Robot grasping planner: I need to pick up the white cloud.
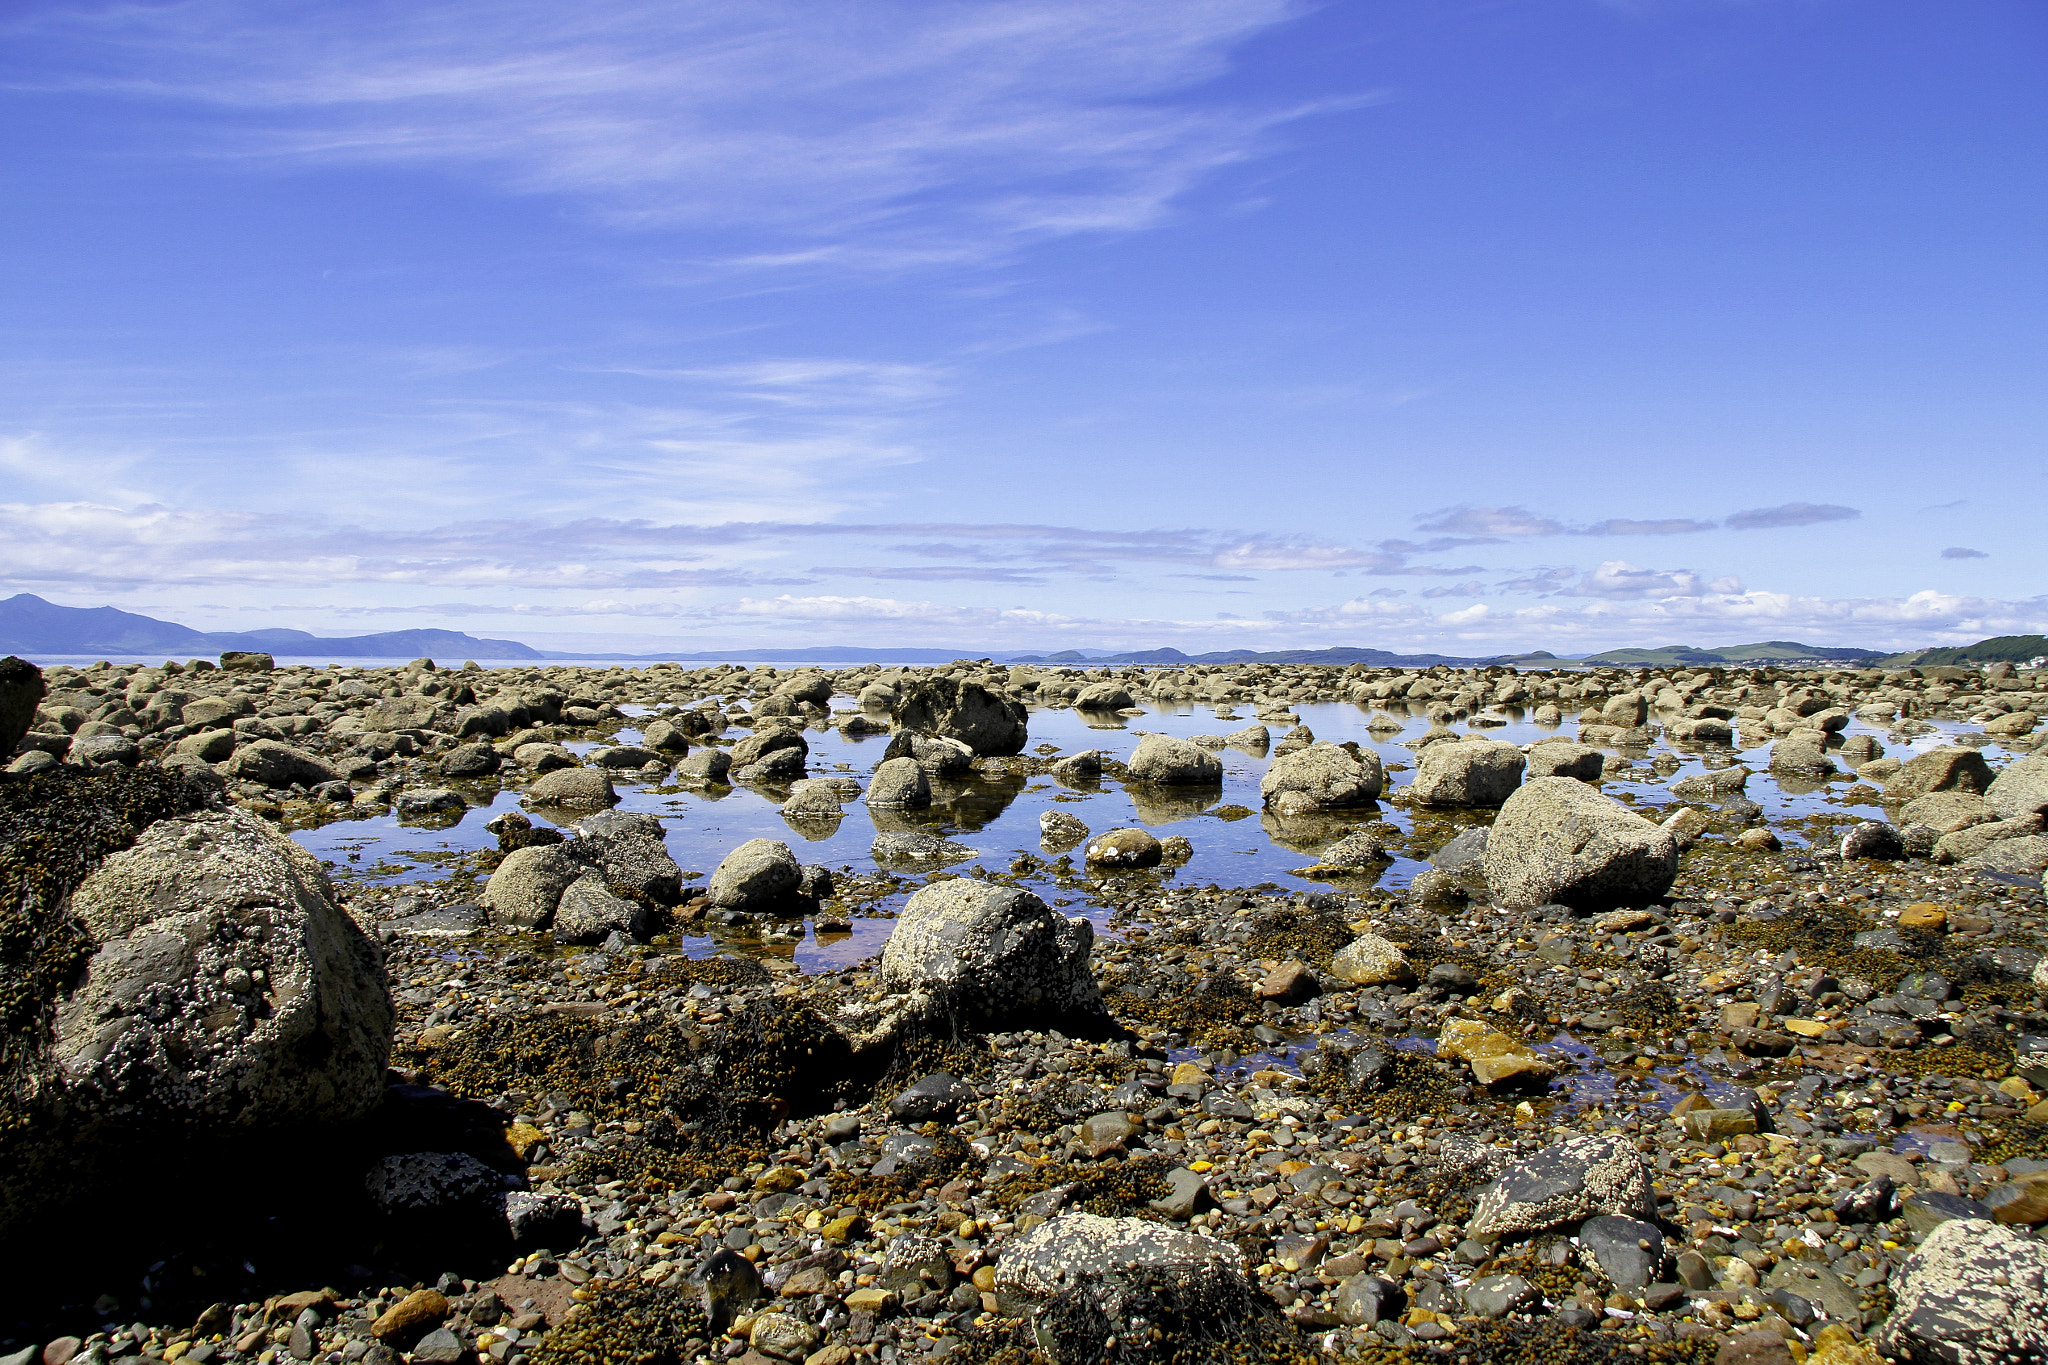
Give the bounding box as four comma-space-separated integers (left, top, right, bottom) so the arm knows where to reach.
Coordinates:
12, 0, 1321, 272
1573, 560, 1743, 598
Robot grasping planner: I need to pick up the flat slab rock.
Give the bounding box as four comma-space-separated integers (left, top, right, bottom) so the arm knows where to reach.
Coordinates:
994, 1212, 1243, 1298
1468, 1134, 1657, 1239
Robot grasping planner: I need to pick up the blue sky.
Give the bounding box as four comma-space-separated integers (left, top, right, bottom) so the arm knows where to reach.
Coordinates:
2, 0, 2043, 653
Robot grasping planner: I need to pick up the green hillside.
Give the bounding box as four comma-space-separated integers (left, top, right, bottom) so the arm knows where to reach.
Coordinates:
1908, 635, 2048, 665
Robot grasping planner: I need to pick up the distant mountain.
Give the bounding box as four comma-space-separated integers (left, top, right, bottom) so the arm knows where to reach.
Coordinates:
0, 594, 545, 659
1579, 640, 1885, 667
1897, 635, 2048, 666
1007, 646, 1541, 668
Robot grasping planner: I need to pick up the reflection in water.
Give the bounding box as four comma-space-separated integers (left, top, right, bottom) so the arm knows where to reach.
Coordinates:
292, 691, 1982, 974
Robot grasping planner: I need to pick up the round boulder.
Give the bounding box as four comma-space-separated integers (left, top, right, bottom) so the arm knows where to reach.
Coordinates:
707, 838, 803, 911
1127, 734, 1222, 785
1084, 827, 1162, 867
1482, 776, 1678, 911
866, 756, 931, 808
880, 880, 1101, 1027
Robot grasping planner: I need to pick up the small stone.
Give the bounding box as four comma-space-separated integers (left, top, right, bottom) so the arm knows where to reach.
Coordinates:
408, 1328, 467, 1365
1898, 903, 1947, 930
1462, 1273, 1535, 1318
1255, 960, 1320, 1004
372, 1289, 450, 1341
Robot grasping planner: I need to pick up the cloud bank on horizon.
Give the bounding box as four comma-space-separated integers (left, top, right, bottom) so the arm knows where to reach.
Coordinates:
1, 0, 2041, 653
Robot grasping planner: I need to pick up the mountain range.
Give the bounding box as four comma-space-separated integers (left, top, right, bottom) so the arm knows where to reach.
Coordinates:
0, 592, 2003, 668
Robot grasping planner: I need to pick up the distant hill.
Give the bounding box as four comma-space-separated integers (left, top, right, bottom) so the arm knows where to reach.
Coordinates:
1579, 640, 1885, 667
1897, 635, 2048, 666
1006, 646, 1524, 668
0, 593, 544, 659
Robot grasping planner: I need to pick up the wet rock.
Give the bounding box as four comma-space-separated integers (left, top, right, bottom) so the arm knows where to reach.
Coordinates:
1886, 746, 1995, 803
1462, 1273, 1535, 1318
1483, 777, 1679, 910
1985, 1173, 2048, 1225
511, 742, 575, 773
866, 756, 930, 808
54, 806, 393, 1125
1468, 1134, 1656, 1238
1833, 1173, 1897, 1223
1335, 1275, 1403, 1327
1255, 960, 1320, 1004
1716, 1330, 1794, 1365
1084, 827, 1162, 867
638, 718, 691, 753
524, 767, 618, 808
1128, 733, 1222, 785
481, 843, 583, 930
551, 875, 651, 945
870, 830, 978, 867
1260, 742, 1384, 812
892, 677, 1027, 755
1900, 789, 1997, 833
225, 739, 343, 789
1580, 1214, 1664, 1291
1327, 934, 1415, 986
1437, 1019, 1554, 1089
885, 729, 975, 777
1409, 739, 1525, 807
707, 839, 804, 912
1841, 821, 1903, 860
1875, 1218, 2048, 1365
1902, 1191, 1991, 1233
1039, 809, 1090, 850
395, 787, 464, 820
889, 1072, 976, 1122
879, 880, 1100, 1028
1671, 766, 1749, 801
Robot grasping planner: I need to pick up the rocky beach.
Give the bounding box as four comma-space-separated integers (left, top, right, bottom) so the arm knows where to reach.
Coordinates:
3, 651, 2046, 1365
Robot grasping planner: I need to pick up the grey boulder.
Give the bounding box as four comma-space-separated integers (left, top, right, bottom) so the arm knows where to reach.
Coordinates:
866, 756, 931, 808
481, 842, 584, 930
1260, 742, 1383, 813
1127, 734, 1222, 785
54, 807, 393, 1126
892, 677, 1027, 756
707, 838, 804, 912
1988, 752, 2048, 820
1483, 777, 1678, 911
574, 810, 682, 903
1409, 739, 1525, 807
1886, 746, 1995, 803
880, 880, 1101, 1027
552, 875, 651, 945
224, 739, 343, 789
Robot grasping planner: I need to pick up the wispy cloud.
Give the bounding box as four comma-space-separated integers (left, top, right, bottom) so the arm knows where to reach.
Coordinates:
1941, 546, 1989, 559
1414, 502, 1863, 540
1723, 502, 1859, 530
8, 0, 1325, 272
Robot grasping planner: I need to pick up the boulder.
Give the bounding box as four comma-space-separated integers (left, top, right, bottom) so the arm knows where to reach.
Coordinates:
1967, 834, 2048, 875
1483, 777, 1679, 911
1769, 735, 1834, 777
730, 724, 808, 771
55, 806, 392, 1125
892, 677, 1028, 756
1327, 933, 1415, 986
707, 838, 804, 912
69, 734, 141, 769
360, 696, 457, 733
524, 767, 618, 808
1525, 741, 1604, 781
1072, 682, 1135, 711
1468, 1134, 1656, 1239
1886, 746, 1995, 803
879, 881, 1100, 1027
217, 651, 274, 673
224, 739, 343, 789
639, 718, 690, 753
1127, 734, 1222, 785
572, 810, 681, 904
866, 756, 931, 808
870, 831, 979, 867
1084, 827, 1162, 867
1409, 740, 1525, 807
1933, 814, 2044, 864
1579, 1214, 1665, 1291
1039, 809, 1089, 850
676, 747, 732, 783
1875, 1218, 2048, 1365
1260, 742, 1383, 812
1899, 789, 1997, 833
1437, 1018, 1554, 1089
0, 655, 44, 758
551, 875, 652, 945
993, 1213, 1260, 1365
481, 843, 583, 930
1988, 752, 2048, 821
439, 743, 500, 778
